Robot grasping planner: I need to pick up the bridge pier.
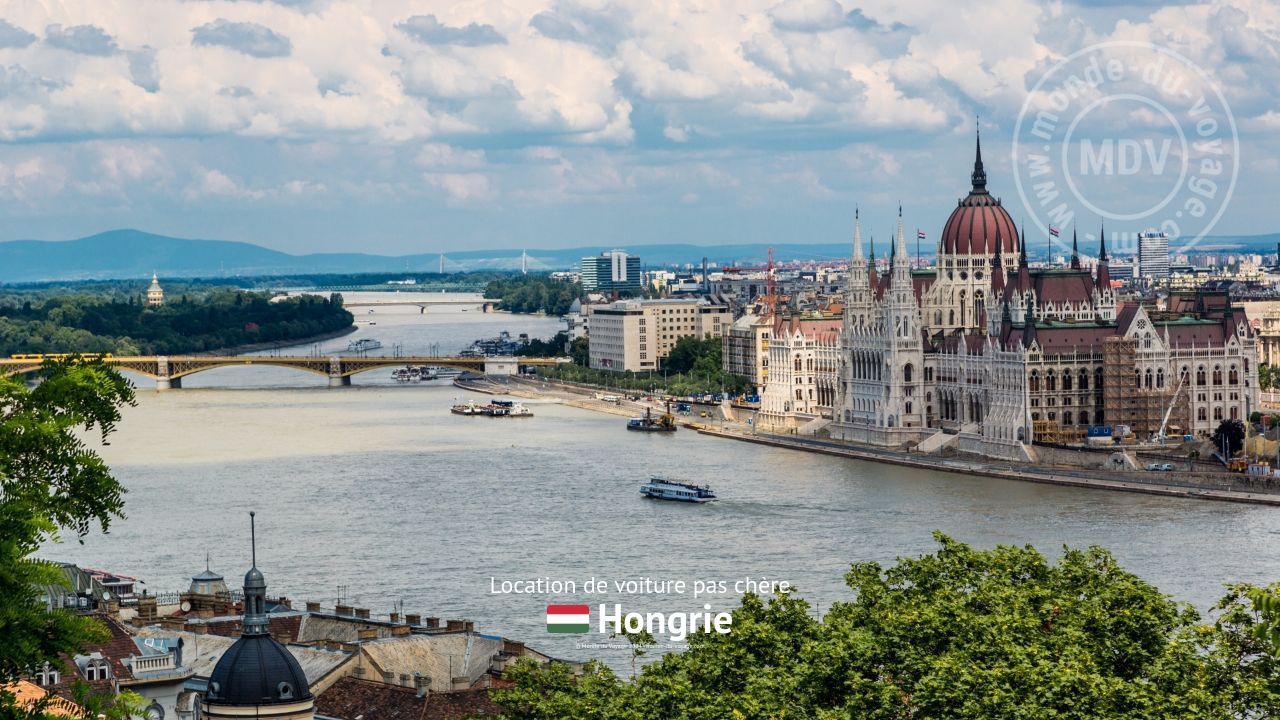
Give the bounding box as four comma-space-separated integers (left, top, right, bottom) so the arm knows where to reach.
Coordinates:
156, 376, 182, 390
329, 375, 352, 387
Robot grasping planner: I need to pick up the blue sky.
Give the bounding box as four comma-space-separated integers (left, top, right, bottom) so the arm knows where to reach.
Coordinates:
0, 0, 1275, 255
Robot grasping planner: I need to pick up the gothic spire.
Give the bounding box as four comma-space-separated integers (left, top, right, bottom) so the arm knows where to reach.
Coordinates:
852, 207, 863, 262
1070, 225, 1081, 269
991, 233, 1005, 292
1098, 220, 1108, 261
971, 119, 987, 194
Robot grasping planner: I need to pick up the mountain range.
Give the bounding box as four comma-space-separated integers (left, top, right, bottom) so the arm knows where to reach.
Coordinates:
2, 228, 1278, 283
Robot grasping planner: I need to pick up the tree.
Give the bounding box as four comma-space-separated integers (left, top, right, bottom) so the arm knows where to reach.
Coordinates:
1213, 418, 1246, 457
0, 358, 136, 710
569, 337, 589, 367
492, 534, 1280, 719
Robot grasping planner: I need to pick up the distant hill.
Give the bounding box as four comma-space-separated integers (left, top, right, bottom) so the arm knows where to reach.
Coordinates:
2, 228, 1277, 283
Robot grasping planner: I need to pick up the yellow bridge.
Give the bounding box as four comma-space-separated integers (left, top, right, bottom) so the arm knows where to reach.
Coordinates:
0, 355, 563, 389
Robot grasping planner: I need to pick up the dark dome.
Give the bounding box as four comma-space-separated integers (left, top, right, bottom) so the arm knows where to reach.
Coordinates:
941, 193, 1019, 256
206, 634, 311, 706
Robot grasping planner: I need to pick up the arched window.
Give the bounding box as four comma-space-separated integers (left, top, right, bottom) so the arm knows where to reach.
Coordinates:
1064, 411, 1073, 426
1198, 407, 1207, 421
904, 364, 914, 383
1063, 373, 1073, 391
794, 357, 802, 371
1079, 370, 1089, 390
1213, 366, 1223, 385
1157, 368, 1165, 388
1145, 368, 1153, 388
1229, 366, 1238, 384
1197, 366, 1206, 385
1030, 372, 1040, 393
1046, 371, 1056, 392
1214, 406, 1223, 420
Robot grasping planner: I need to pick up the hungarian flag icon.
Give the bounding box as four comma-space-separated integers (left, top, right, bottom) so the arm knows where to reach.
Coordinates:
546, 604, 589, 633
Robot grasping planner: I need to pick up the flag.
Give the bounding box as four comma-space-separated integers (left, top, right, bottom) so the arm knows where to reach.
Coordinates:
1049, 227, 1060, 237
546, 604, 590, 633
916, 230, 927, 239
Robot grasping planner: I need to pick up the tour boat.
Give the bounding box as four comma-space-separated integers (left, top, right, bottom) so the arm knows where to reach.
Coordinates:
640, 477, 716, 503
347, 338, 383, 352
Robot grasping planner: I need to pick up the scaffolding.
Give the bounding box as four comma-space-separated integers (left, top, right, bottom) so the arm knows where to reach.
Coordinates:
1102, 337, 1189, 439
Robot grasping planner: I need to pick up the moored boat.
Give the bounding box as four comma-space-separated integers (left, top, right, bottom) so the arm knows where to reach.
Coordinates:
627, 404, 677, 432
640, 477, 716, 503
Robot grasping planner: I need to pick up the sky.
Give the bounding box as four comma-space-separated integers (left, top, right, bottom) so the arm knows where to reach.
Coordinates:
0, 0, 1276, 256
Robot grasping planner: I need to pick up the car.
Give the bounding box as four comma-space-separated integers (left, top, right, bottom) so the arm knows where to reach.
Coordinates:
1145, 463, 1163, 471
1160, 463, 1174, 471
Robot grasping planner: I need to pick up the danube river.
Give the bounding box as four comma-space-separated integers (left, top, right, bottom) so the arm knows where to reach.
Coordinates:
54, 295, 1280, 669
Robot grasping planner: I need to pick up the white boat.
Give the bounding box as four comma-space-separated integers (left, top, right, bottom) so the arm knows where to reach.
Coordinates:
640, 477, 716, 503
347, 338, 383, 352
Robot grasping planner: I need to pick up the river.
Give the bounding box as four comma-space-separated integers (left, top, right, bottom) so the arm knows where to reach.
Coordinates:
50, 293, 1280, 670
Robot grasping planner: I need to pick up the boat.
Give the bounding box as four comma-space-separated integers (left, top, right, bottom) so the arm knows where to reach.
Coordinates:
485, 399, 534, 417
627, 403, 677, 432
640, 477, 716, 503
451, 401, 482, 415
347, 338, 383, 352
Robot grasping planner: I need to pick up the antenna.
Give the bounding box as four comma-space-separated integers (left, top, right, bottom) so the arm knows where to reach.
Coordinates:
249, 511, 257, 568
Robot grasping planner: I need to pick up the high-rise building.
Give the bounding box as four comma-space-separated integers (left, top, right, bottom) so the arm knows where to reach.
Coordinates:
581, 250, 642, 296
1138, 231, 1170, 278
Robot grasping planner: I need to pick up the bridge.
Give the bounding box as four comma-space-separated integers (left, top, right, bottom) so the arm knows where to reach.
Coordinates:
0, 355, 562, 389
340, 297, 499, 313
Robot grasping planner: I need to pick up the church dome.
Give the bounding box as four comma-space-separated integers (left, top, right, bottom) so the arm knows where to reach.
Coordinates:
206, 634, 311, 706
940, 131, 1019, 257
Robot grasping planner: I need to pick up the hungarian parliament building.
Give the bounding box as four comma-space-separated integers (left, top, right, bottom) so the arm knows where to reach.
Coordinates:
758, 135, 1259, 460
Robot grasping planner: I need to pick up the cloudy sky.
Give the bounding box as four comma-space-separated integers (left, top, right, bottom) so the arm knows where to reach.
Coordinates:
0, 0, 1275, 255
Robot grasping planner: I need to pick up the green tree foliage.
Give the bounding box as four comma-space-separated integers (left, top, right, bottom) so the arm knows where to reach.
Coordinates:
0, 359, 135, 712
569, 336, 589, 367
492, 534, 1280, 719
0, 290, 352, 356
485, 276, 582, 316
1261, 364, 1274, 392
1213, 419, 1246, 457
515, 332, 570, 357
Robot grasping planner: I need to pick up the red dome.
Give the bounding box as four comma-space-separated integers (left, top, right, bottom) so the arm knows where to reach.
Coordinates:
940, 130, 1019, 257
941, 194, 1019, 256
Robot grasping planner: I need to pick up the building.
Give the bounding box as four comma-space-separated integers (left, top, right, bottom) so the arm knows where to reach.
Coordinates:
581, 250, 642, 296
721, 313, 772, 393
755, 316, 841, 431
822, 130, 1256, 457
147, 273, 165, 306
204, 514, 316, 719
588, 298, 731, 372
1138, 231, 1171, 279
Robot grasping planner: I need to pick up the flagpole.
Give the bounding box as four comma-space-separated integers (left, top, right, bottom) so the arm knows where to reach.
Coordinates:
916, 228, 920, 269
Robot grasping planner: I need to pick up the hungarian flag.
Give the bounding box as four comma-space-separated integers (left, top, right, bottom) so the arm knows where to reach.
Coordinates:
546, 604, 590, 633
916, 230, 927, 239
1049, 227, 1060, 237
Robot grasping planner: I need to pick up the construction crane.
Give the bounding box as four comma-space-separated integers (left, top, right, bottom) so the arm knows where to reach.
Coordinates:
1154, 372, 1188, 443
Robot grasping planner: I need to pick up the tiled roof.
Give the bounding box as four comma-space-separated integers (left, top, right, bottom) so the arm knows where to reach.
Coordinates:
1031, 269, 1096, 303
4, 681, 85, 718
424, 686, 504, 719
315, 677, 426, 720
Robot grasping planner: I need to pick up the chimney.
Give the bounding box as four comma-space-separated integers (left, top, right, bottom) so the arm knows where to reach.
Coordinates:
400, 673, 412, 686
355, 608, 371, 620
424, 617, 439, 629
382, 671, 395, 684
389, 612, 400, 624
335, 604, 353, 617
446, 619, 465, 632
463, 621, 475, 632
504, 640, 526, 655
405, 613, 421, 626
391, 625, 411, 637
413, 673, 430, 698
305, 601, 320, 613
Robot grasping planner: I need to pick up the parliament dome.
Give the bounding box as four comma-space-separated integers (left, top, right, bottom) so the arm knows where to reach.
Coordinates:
940, 131, 1019, 257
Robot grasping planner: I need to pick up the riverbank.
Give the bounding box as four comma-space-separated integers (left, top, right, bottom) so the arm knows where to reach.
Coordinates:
490, 375, 1280, 507
199, 323, 357, 356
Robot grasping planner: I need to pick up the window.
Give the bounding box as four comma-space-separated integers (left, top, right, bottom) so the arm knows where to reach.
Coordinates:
1213, 366, 1223, 385
1197, 366, 1206, 385
904, 364, 914, 383
34, 664, 58, 686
